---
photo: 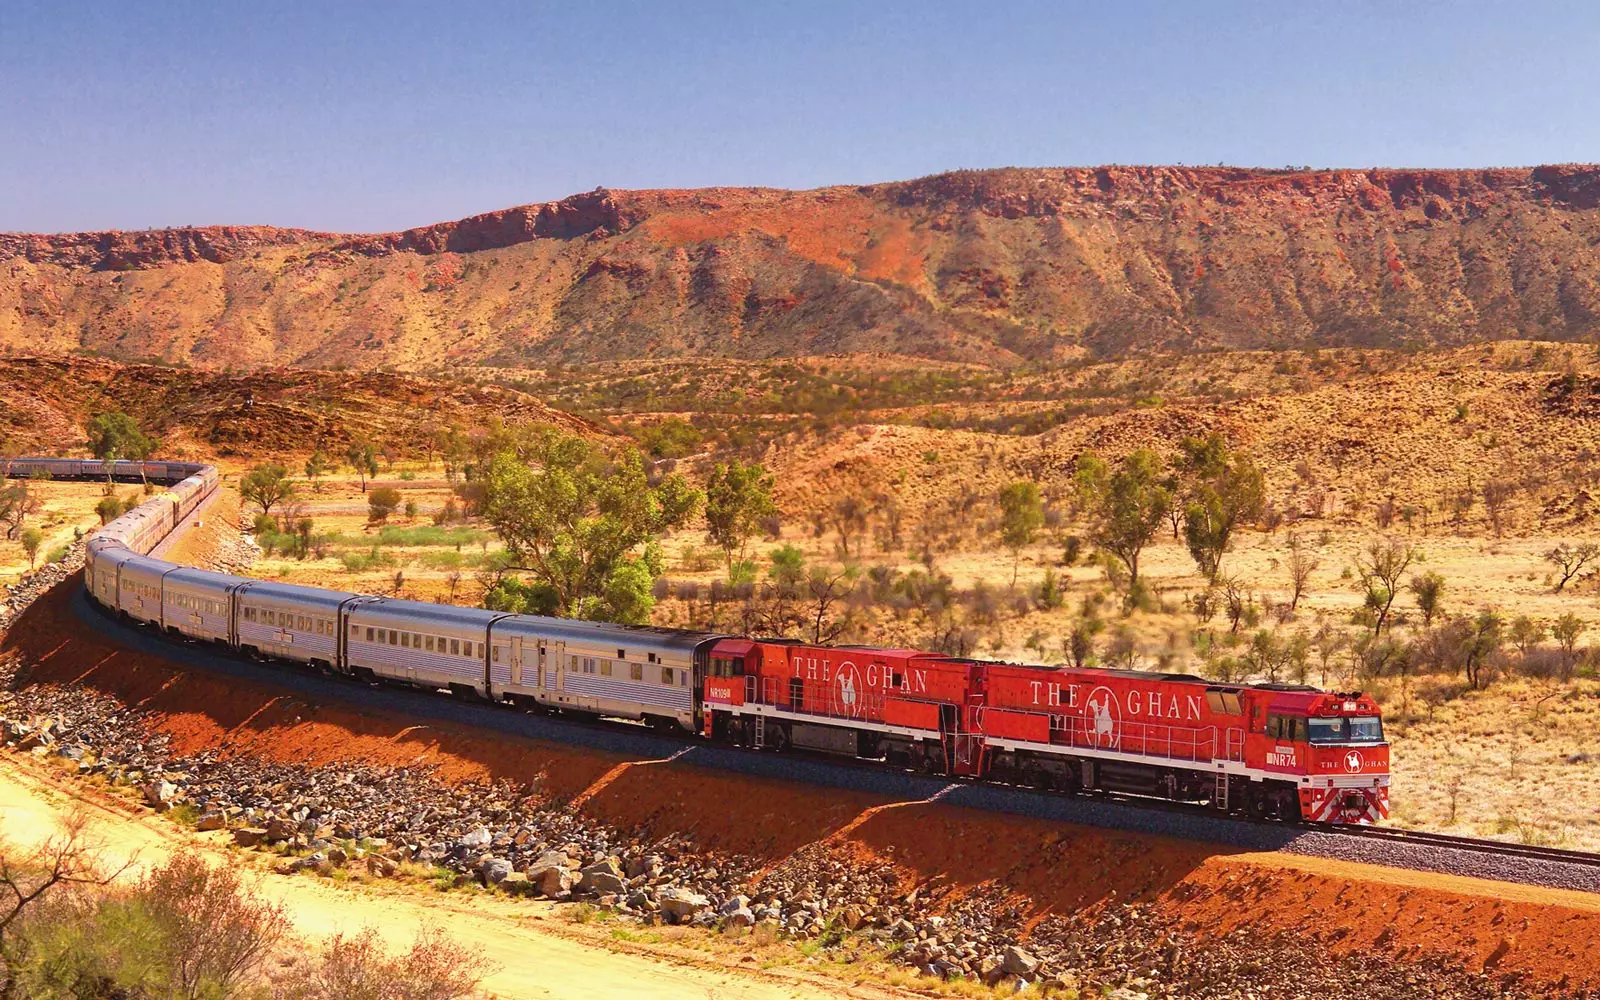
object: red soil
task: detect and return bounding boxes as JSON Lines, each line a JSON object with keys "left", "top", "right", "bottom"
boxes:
{"left": 7, "top": 576, "right": 1600, "bottom": 993}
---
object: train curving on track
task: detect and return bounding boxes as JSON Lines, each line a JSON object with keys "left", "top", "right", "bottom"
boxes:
{"left": 9, "top": 455, "right": 1600, "bottom": 892}
{"left": 14, "top": 455, "right": 1388, "bottom": 826}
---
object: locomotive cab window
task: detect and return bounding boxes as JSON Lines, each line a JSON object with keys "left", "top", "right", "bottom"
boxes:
{"left": 1309, "top": 715, "right": 1384, "bottom": 744}
{"left": 710, "top": 657, "right": 745, "bottom": 678}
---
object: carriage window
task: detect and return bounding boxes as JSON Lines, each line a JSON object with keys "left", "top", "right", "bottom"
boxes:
{"left": 388, "top": 630, "right": 397, "bottom": 646}
{"left": 400, "top": 633, "right": 410, "bottom": 648}
{"left": 365, "top": 627, "right": 373, "bottom": 641}
{"left": 264, "top": 610, "right": 274, "bottom": 625}
{"left": 569, "top": 655, "right": 578, "bottom": 671}
{"left": 599, "top": 659, "right": 612, "bottom": 676}
{"left": 630, "top": 663, "right": 643, "bottom": 681}
{"left": 492, "top": 645, "right": 500, "bottom": 662}
{"left": 680, "top": 670, "right": 689, "bottom": 687}
{"left": 425, "top": 635, "right": 434, "bottom": 652}
{"left": 648, "top": 652, "right": 658, "bottom": 664}
{"left": 661, "top": 667, "right": 673, "bottom": 685}
{"left": 450, "top": 639, "right": 460, "bottom": 655}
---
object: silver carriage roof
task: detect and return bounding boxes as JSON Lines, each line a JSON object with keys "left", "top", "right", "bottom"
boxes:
{"left": 347, "top": 597, "right": 505, "bottom": 628}
{"left": 235, "top": 579, "right": 362, "bottom": 611}
{"left": 495, "top": 614, "right": 724, "bottom": 653}
{"left": 163, "top": 566, "right": 249, "bottom": 590}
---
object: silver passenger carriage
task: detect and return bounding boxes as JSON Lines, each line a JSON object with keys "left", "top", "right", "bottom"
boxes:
{"left": 116, "top": 554, "right": 172, "bottom": 625}
{"left": 490, "top": 617, "right": 722, "bottom": 731}
{"left": 234, "top": 580, "right": 357, "bottom": 669}
{"left": 345, "top": 599, "right": 506, "bottom": 697}
{"left": 162, "top": 567, "right": 244, "bottom": 644}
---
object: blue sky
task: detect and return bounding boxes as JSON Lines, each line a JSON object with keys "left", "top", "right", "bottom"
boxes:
{"left": 2, "top": 1, "right": 1595, "bottom": 233}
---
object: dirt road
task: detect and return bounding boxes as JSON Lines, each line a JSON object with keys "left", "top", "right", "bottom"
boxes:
{"left": 0, "top": 754, "right": 892, "bottom": 1000}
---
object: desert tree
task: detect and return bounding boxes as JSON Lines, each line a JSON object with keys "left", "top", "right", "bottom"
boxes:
{"left": 1462, "top": 610, "right": 1503, "bottom": 690}
{"left": 240, "top": 463, "right": 296, "bottom": 518}
{"left": 703, "top": 459, "right": 777, "bottom": 573}
{"left": 1063, "top": 614, "right": 1104, "bottom": 668}
{"left": 19, "top": 527, "right": 42, "bottom": 569}
{"left": 94, "top": 496, "right": 122, "bottom": 525}
{"left": 1074, "top": 449, "right": 1171, "bottom": 589}
{"left": 367, "top": 486, "right": 402, "bottom": 524}
{"left": 1353, "top": 537, "right": 1421, "bottom": 636}
{"left": 1508, "top": 615, "right": 1547, "bottom": 656}
{"left": 345, "top": 440, "right": 378, "bottom": 492}
{"left": 0, "top": 809, "right": 130, "bottom": 985}
{"left": 1176, "top": 433, "right": 1266, "bottom": 582}
{"left": 1553, "top": 613, "right": 1585, "bottom": 677}
{"left": 273, "top": 925, "right": 492, "bottom": 1000}
{"left": 85, "top": 410, "right": 158, "bottom": 468}
{"left": 804, "top": 564, "right": 859, "bottom": 644}
{"left": 829, "top": 495, "right": 871, "bottom": 559}
{"left": 1285, "top": 532, "right": 1318, "bottom": 610}
{"left": 1482, "top": 479, "right": 1516, "bottom": 537}
{"left": 0, "top": 483, "right": 39, "bottom": 541}
{"left": 997, "top": 480, "right": 1045, "bottom": 588}
{"left": 303, "top": 450, "right": 330, "bottom": 492}
{"left": 142, "top": 851, "right": 289, "bottom": 1000}
{"left": 1544, "top": 542, "right": 1600, "bottom": 593}
{"left": 1409, "top": 570, "right": 1446, "bottom": 627}
{"left": 479, "top": 428, "right": 699, "bottom": 623}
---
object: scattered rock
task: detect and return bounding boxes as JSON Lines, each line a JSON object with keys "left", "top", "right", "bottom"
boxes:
{"left": 195, "top": 811, "right": 227, "bottom": 832}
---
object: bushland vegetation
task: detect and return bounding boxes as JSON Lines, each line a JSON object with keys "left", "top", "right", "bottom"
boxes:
{"left": 0, "top": 820, "right": 490, "bottom": 999}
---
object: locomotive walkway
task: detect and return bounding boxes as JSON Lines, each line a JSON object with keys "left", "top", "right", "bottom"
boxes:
{"left": 69, "top": 586, "right": 1600, "bottom": 895}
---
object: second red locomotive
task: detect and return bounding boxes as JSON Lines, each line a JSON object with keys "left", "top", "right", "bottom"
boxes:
{"left": 703, "top": 638, "right": 1388, "bottom": 824}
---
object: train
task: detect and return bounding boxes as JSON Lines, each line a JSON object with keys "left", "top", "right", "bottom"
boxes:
{"left": 14, "top": 457, "right": 1390, "bottom": 825}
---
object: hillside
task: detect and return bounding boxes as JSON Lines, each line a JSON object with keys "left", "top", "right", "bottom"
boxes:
{"left": 0, "top": 356, "right": 598, "bottom": 460}
{"left": 4, "top": 166, "right": 1600, "bottom": 370}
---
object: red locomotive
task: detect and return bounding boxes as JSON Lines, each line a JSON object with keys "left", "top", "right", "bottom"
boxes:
{"left": 703, "top": 640, "right": 1388, "bottom": 824}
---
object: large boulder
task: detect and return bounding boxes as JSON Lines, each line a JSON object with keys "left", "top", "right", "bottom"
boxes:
{"left": 477, "top": 856, "right": 514, "bottom": 885}
{"left": 579, "top": 860, "right": 626, "bottom": 895}
{"left": 232, "top": 827, "right": 269, "bottom": 848}
{"left": 195, "top": 811, "right": 227, "bottom": 832}
{"left": 456, "top": 825, "right": 492, "bottom": 850}
{"left": 723, "top": 907, "right": 756, "bottom": 928}
{"left": 529, "top": 864, "right": 573, "bottom": 897}
{"left": 659, "top": 887, "right": 711, "bottom": 923}
{"left": 264, "top": 817, "right": 297, "bottom": 843}
{"left": 142, "top": 779, "right": 178, "bottom": 810}
{"left": 1001, "top": 945, "right": 1038, "bottom": 977}
{"left": 531, "top": 849, "right": 570, "bottom": 870}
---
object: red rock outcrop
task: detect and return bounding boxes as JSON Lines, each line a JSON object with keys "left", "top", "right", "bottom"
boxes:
{"left": 3, "top": 165, "right": 1599, "bottom": 368}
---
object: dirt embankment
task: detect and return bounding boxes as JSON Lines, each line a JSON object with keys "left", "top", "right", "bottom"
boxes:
{"left": 7, "top": 576, "right": 1600, "bottom": 995}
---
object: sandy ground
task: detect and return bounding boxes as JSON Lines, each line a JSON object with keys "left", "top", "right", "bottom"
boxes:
{"left": 0, "top": 754, "right": 890, "bottom": 1000}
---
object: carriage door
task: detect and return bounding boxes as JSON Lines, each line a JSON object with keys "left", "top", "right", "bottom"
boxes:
{"left": 536, "top": 643, "right": 547, "bottom": 689}
{"left": 545, "top": 643, "right": 561, "bottom": 692}
{"left": 510, "top": 636, "right": 523, "bottom": 687}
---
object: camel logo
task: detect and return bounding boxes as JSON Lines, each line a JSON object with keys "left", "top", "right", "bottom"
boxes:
{"left": 1083, "top": 686, "right": 1121, "bottom": 749}
{"left": 1344, "top": 750, "right": 1364, "bottom": 773}
{"left": 833, "top": 662, "right": 863, "bottom": 718}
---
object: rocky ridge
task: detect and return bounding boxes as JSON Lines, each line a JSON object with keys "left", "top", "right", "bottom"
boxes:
{"left": 5, "top": 165, "right": 1600, "bottom": 369}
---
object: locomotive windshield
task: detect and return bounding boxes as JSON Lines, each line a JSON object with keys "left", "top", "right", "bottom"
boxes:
{"left": 710, "top": 656, "right": 744, "bottom": 678}
{"left": 1308, "top": 715, "right": 1384, "bottom": 744}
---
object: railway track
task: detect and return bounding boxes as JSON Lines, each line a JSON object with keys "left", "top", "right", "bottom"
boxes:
{"left": 1327, "top": 823, "right": 1600, "bottom": 869}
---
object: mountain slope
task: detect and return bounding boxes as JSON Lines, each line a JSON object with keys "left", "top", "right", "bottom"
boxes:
{"left": 4, "top": 165, "right": 1600, "bottom": 370}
